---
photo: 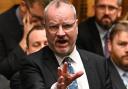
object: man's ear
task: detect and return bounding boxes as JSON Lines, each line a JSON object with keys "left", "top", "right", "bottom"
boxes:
{"left": 117, "top": 6, "right": 122, "bottom": 18}
{"left": 76, "top": 19, "right": 78, "bottom": 24}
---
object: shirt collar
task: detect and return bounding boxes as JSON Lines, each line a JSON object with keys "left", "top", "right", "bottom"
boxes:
{"left": 95, "top": 22, "right": 107, "bottom": 40}
{"left": 55, "top": 46, "right": 78, "bottom": 65}
{"left": 16, "top": 7, "right": 23, "bottom": 25}
{"left": 112, "top": 59, "right": 128, "bottom": 76}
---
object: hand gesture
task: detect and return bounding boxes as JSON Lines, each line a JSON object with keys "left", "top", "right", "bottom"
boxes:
{"left": 57, "top": 62, "right": 84, "bottom": 89}
{"left": 20, "top": 12, "right": 35, "bottom": 51}
{"left": 23, "top": 12, "right": 35, "bottom": 37}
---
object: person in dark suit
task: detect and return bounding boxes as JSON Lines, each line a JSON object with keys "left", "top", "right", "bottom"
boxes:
{"left": 107, "top": 20, "right": 128, "bottom": 89}
{"left": 76, "top": 0, "right": 122, "bottom": 57}
{"left": 20, "top": 0, "right": 112, "bottom": 89}
{"left": 0, "top": 0, "right": 49, "bottom": 79}
{"left": 0, "top": 0, "right": 51, "bottom": 89}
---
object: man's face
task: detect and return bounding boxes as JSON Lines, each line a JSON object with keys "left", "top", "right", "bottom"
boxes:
{"left": 27, "top": 2, "right": 44, "bottom": 25}
{"left": 94, "top": 0, "right": 122, "bottom": 29}
{"left": 45, "top": 4, "right": 78, "bottom": 57}
{"left": 108, "top": 31, "right": 128, "bottom": 71}
{"left": 27, "top": 29, "right": 47, "bottom": 54}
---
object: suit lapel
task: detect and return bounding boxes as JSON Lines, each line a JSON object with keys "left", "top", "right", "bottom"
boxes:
{"left": 43, "top": 47, "right": 59, "bottom": 81}
{"left": 108, "top": 59, "right": 126, "bottom": 89}
{"left": 89, "top": 18, "right": 104, "bottom": 56}
{"left": 78, "top": 49, "right": 100, "bottom": 89}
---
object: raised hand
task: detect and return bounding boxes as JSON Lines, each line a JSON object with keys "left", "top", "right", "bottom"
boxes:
{"left": 57, "top": 62, "right": 84, "bottom": 89}
{"left": 19, "top": 12, "right": 35, "bottom": 52}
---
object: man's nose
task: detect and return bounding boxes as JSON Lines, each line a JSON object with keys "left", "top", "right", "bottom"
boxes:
{"left": 104, "top": 7, "right": 109, "bottom": 15}
{"left": 56, "top": 26, "right": 66, "bottom": 36}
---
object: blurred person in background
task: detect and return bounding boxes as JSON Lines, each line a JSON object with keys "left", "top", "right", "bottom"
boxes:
{"left": 0, "top": 0, "right": 51, "bottom": 79}
{"left": 107, "top": 20, "right": 128, "bottom": 89}
{"left": 26, "top": 25, "right": 48, "bottom": 54}
{"left": 77, "top": 0, "right": 122, "bottom": 58}
{"left": 0, "top": 0, "right": 51, "bottom": 89}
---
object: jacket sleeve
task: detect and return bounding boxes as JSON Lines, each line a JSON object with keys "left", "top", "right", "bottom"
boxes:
{"left": 0, "top": 43, "right": 26, "bottom": 79}
{"left": 20, "top": 58, "right": 46, "bottom": 89}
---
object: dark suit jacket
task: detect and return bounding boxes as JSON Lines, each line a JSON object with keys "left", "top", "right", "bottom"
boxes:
{"left": 21, "top": 46, "right": 112, "bottom": 89}
{"left": 0, "top": 5, "right": 25, "bottom": 79}
{"left": 0, "top": 5, "right": 26, "bottom": 89}
{"left": 107, "top": 59, "right": 127, "bottom": 89}
{"left": 76, "top": 17, "right": 104, "bottom": 56}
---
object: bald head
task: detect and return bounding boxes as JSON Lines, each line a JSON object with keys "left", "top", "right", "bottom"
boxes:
{"left": 44, "top": 0, "right": 77, "bottom": 22}
{"left": 43, "top": 0, "right": 78, "bottom": 57}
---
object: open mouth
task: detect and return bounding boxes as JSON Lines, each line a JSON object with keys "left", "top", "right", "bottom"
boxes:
{"left": 57, "top": 39, "right": 67, "bottom": 43}
{"left": 56, "top": 39, "right": 68, "bottom": 47}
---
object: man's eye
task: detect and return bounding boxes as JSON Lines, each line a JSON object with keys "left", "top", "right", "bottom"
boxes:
{"left": 63, "top": 24, "right": 73, "bottom": 29}
{"left": 97, "top": 5, "right": 105, "bottom": 9}
{"left": 48, "top": 25, "right": 58, "bottom": 29}
{"left": 118, "top": 42, "right": 127, "bottom": 46}
{"left": 108, "top": 6, "right": 118, "bottom": 11}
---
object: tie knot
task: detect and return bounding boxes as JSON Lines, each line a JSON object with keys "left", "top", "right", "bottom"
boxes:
{"left": 104, "top": 32, "right": 109, "bottom": 40}
{"left": 63, "top": 57, "right": 72, "bottom": 64}
{"left": 123, "top": 72, "right": 128, "bottom": 77}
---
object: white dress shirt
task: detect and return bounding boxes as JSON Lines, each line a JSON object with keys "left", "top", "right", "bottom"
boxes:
{"left": 51, "top": 46, "right": 90, "bottom": 89}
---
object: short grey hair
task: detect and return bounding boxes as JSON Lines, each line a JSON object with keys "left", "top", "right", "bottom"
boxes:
{"left": 44, "top": 0, "right": 77, "bottom": 22}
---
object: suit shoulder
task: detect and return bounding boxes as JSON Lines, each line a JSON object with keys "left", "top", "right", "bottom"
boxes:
{"left": 26, "top": 46, "right": 53, "bottom": 62}
{"left": 0, "top": 6, "right": 18, "bottom": 32}
{"left": 78, "top": 17, "right": 96, "bottom": 35}
{"left": 26, "top": 49, "right": 44, "bottom": 61}
{"left": 78, "top": 49, "right": 107, "bottom": 73}
{"left": 78, "top": 49, "right": 105, "bottom": 61}
{"left": 78, "top": 17, "right": 95, "bottom": 28}
{"left": 0, "top": 6, "right": 18, "bottom": 19}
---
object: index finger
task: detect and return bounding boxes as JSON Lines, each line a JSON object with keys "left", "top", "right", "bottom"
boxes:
{"left": 63, "top": 62, "right": 68, "bottom": 74}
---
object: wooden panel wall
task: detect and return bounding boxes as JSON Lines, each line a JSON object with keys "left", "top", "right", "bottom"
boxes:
{"left": 0, "top": 0, "right": 21, "bottom": 14}
{"left": 0, "top": 0, "right": 127, "bottom": 21}
{"left": 121, "top": 0, "right": 128, "bottom": 19}
{"left": 70, "top": 0, "right": 94, "bottom": 23}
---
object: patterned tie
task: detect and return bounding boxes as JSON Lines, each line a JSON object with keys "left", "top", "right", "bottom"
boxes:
{"left": 64, "top": 57, "right": 78, "bottom": 89}
{"left": 122, "top": 73, "right": 128, "bottom": 89}
{"left": 103, "top": 32, "right": 110, "bottom": 58}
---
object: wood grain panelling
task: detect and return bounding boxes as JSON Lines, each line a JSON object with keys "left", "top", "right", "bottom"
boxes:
{"left": 0, "top": 0, "right": 21, "bottom": 14}
{"left": 87, "top": 0, "right": 94, "bottom": 17}
{"left": 70, "top": 0, "right": 95, "bottom": 23}
{"left": 1, "top": 0, "right": 127, "bottom": 21}
{"left": 70, "top": 0, "right": 87, "bottom": 23}
{"left": 121, "top": 0, "right": 128, "bottom": 19}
